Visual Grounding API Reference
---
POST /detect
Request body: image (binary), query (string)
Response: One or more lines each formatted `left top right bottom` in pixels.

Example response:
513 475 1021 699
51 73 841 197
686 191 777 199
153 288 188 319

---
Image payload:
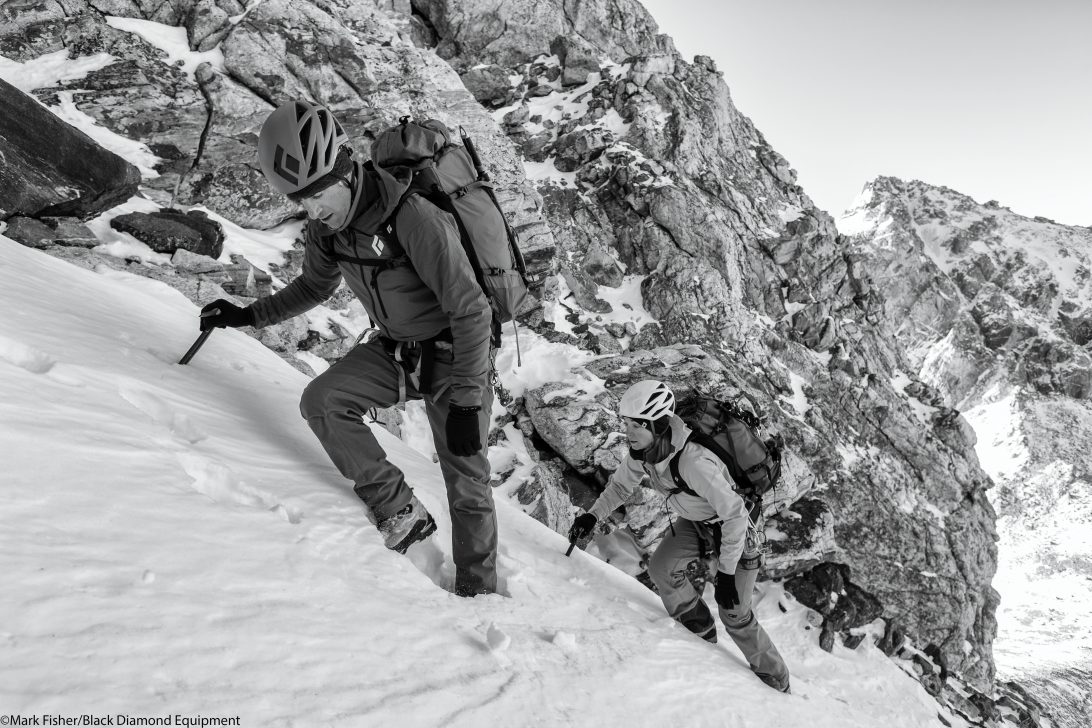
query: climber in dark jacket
199 100 497 597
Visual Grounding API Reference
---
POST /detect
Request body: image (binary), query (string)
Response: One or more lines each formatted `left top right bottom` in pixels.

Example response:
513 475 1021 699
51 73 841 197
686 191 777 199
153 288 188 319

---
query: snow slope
0 236 958 726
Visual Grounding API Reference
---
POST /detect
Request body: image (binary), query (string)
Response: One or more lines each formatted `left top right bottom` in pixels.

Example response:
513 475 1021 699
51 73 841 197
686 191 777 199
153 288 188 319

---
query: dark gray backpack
668 396 783 507
371 117 530 345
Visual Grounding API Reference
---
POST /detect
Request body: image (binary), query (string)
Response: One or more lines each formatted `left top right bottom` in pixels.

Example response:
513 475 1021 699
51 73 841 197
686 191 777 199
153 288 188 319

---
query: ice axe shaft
565 541 577 557
178 309 219 365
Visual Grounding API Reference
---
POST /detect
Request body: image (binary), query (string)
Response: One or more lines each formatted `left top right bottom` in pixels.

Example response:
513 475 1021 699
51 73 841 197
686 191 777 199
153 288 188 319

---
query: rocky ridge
840 177 1092 723
0 0 1019 711
404 0 1001 689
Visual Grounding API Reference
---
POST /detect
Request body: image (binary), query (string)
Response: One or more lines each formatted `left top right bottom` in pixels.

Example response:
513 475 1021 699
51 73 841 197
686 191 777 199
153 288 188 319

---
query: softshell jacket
588 416 750 574
249 160 492 408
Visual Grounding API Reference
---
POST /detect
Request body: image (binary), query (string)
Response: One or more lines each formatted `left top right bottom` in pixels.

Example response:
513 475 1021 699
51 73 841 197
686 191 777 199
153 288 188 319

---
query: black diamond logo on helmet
273 146 300 185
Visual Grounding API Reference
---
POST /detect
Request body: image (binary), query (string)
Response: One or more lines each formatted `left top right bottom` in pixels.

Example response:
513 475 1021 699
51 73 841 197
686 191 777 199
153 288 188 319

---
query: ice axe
565 531 588 557
178 308 219 365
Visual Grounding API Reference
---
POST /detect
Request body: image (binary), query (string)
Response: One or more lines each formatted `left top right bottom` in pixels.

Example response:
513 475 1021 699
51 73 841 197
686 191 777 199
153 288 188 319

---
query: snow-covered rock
841 175 1092 722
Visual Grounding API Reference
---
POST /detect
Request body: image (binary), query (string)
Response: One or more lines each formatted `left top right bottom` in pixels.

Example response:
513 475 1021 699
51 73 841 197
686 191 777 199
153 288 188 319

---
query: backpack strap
387 177 505 348
668 434 699 497
670 430 761 502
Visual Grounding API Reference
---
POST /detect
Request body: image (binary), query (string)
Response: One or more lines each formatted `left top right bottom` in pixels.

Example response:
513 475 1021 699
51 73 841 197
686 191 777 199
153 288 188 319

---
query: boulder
110 208 225 258
553 127 614 172
171 248 225 274
549 35 601 87
459 64 515 107
524 383 623 476
0 0 68 60
0 77 140 221
3 216 99 249
512 459 580 532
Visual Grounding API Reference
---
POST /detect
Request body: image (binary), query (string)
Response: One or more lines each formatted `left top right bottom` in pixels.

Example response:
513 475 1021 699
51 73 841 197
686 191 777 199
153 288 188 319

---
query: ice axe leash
178 308 219 365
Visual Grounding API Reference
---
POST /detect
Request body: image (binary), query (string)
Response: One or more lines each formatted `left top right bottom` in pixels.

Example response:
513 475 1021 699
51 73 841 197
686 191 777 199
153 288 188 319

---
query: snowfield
0 236 958 726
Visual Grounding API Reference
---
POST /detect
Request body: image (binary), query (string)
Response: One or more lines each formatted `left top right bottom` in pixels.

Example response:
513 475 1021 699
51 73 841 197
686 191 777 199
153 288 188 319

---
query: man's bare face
300 178 352 230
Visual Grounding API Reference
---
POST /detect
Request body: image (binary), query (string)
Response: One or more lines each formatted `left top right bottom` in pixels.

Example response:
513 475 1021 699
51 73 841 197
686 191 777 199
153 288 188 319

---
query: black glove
714 571 740 610
445 404 482 456
568 513 598 544
200 299 254 331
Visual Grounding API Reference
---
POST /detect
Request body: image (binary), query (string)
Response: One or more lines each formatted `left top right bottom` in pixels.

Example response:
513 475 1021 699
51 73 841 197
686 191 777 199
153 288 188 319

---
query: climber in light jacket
569 380 791 692
198 100 496 597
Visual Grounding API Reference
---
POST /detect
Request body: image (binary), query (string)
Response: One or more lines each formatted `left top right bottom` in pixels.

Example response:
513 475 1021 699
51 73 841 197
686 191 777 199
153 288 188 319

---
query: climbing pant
299 337 497 595
648 518 790 689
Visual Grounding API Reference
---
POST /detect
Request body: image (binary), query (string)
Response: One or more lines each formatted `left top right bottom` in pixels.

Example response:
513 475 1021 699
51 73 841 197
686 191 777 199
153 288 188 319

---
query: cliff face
3 0 999 688
401 0 1001 686
840 176 1092 701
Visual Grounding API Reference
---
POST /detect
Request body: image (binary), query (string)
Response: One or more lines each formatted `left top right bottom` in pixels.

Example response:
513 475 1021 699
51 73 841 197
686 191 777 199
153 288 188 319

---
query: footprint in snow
175 452 303 524
117 383 208 444
550 631 578 653
404 537 454 592
404 535 512 598
0 335 56 374
486 623 511 652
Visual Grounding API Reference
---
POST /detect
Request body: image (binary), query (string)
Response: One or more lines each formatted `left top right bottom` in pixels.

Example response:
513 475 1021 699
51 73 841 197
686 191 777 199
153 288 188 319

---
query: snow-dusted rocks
842 176 1092 708
409 0 664 72
3 216 100 249
841 176 1092 404
524 383 623 477
408 0 1003 689
784 562 883 651
4 0 553 257
0 76 140 220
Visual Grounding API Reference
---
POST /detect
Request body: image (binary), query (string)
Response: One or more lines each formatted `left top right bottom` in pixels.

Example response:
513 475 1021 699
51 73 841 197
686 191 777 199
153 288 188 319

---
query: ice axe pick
178 308 219 365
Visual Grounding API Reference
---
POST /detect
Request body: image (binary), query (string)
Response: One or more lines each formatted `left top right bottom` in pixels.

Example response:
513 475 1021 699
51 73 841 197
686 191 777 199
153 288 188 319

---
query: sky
637 0 1092 226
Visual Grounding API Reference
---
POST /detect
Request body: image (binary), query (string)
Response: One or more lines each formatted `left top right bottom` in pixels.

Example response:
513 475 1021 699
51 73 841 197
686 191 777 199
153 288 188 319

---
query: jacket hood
313 159 412 237
667 415 693 451
641 415 692 465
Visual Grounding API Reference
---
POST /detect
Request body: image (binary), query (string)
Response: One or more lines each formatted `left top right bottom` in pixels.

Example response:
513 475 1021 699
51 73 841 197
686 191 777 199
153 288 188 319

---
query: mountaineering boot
377 495 437 554
453 581 492 598
756 672 791 693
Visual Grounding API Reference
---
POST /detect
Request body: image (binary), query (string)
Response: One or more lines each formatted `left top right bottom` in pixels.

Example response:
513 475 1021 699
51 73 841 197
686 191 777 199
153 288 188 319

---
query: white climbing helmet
617 380 676 423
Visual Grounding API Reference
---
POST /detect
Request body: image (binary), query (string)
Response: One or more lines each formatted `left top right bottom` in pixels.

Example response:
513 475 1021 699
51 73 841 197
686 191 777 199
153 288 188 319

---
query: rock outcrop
404 2 1000 686
840 177 1092 715
0 77 140 221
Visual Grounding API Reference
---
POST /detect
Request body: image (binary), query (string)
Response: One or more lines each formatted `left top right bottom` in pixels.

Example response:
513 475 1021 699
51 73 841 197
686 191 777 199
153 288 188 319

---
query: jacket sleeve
398 201 492 407
679 447 750 574
249 225 343 328
588 453 646 521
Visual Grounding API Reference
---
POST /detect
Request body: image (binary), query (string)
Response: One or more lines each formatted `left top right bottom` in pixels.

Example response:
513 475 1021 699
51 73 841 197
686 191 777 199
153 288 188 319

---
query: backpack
370 117 530 346
668 395 783 507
